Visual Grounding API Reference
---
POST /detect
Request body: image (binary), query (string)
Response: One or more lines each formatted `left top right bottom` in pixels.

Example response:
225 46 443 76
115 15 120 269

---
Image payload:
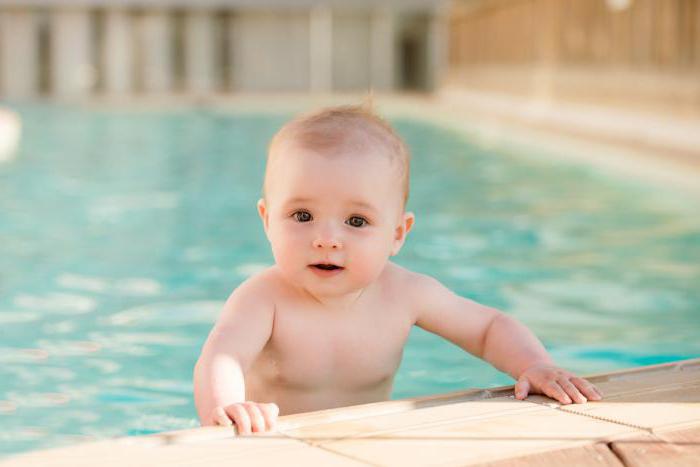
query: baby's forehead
265 150 404 211
267 141 401 182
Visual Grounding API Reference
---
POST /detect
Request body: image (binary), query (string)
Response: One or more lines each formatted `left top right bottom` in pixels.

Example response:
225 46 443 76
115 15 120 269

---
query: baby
193 104 602 433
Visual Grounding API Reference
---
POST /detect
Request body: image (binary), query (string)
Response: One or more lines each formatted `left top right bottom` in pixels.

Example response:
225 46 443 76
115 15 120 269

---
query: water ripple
14 293 96 315
106 301 221 327
88 192 179 222
56 274 108 293
0 310 40 324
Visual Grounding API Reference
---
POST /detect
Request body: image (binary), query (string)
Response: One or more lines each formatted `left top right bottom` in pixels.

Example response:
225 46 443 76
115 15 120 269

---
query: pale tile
283 397 544 442
318 402 636 466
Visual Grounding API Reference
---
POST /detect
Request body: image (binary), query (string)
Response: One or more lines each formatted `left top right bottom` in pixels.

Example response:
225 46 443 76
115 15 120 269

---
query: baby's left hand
514 364 603 404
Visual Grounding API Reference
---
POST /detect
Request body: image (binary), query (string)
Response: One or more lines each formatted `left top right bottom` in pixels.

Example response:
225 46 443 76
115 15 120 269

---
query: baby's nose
312 235 342 250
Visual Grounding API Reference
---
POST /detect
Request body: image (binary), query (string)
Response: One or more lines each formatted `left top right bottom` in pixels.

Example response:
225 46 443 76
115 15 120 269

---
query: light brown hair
264 102 411 207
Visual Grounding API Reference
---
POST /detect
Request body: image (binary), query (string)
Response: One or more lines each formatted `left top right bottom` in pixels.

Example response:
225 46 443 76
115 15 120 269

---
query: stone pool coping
3 358 699 466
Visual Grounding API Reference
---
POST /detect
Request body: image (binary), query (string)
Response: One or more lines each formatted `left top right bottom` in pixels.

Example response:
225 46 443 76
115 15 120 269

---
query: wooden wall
447 0 700 112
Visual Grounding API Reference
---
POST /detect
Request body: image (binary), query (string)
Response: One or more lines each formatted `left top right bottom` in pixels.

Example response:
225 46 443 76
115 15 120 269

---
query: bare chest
255 302 413 392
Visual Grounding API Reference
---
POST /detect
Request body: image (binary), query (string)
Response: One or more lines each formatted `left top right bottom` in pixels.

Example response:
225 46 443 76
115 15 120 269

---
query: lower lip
308 266 345 278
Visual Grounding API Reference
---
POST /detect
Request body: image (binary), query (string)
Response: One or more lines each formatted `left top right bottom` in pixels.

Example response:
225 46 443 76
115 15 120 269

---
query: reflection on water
0 107 698 457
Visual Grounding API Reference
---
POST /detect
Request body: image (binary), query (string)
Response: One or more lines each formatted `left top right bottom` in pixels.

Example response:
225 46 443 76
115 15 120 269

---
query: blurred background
2 0 699 160
0 0 699 459
0 0 444 97
0 0 698 108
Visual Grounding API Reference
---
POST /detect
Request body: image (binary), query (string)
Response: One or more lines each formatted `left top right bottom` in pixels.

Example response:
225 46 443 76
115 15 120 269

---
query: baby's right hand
212 402 279 434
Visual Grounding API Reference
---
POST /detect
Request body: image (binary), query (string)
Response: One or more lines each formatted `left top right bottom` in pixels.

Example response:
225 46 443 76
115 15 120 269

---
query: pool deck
3 358 699 466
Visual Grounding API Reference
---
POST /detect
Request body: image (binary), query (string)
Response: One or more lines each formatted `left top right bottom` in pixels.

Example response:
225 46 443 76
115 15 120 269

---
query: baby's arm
412 275 602 404
193 277 278 433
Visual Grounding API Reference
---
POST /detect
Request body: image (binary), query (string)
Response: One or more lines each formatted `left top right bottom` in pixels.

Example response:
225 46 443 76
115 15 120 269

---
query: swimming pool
1 105 698 457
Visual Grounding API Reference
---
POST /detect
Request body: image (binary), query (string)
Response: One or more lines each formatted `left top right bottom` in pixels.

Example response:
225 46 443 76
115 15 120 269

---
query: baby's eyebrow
283 197 378 213
348 201 379 213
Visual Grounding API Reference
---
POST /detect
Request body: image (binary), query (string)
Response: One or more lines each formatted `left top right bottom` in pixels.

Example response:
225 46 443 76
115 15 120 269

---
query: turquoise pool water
1 105 699 457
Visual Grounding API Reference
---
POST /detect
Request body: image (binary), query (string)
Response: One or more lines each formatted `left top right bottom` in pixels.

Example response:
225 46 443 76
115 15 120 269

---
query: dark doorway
398 14 428 91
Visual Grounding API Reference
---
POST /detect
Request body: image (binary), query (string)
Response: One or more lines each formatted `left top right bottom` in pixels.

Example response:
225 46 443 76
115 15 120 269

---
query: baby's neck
302 286 368 310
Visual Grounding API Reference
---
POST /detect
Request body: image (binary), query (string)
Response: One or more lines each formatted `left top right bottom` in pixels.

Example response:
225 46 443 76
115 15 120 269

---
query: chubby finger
558 378 587 404
514 377 530 400
572 377 603 401
224 404 251 435
244 403 266 433
259 402 280 431
213 406 233 427
543 380 572 405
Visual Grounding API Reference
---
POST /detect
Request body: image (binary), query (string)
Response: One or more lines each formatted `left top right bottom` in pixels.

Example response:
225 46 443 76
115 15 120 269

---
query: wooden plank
282 398 547 440
609 0 633 65
559 396 700 433
580 360 700 399
315 400 635 466
677 0 695 67
654 0 678 66
558 365 700 432
696 0 700 68
631 0 654 66
0 434 366 467
588 0 610 63
610 426 700 467
481 442 623 467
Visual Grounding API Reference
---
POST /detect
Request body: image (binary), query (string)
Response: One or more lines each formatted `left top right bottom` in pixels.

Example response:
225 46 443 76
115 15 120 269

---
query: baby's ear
257 198 270 235
390 211 415 256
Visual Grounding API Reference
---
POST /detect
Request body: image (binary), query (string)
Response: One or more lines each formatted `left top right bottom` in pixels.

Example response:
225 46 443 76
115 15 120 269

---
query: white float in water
0 106 21 162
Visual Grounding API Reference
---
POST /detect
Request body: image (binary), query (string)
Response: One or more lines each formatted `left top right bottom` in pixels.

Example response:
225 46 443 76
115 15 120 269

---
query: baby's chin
278 265 373 298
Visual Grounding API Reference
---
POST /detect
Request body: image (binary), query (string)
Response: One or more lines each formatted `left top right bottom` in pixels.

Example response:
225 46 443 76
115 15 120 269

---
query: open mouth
310 264 344 271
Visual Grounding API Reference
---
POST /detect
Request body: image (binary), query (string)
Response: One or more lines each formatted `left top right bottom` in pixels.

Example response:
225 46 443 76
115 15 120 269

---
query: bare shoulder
230 265 285 297
382 261 444 293
381 262 449 319
218 265 284 324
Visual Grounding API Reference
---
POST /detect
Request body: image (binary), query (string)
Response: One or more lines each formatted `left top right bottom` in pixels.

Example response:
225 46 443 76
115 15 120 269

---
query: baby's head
258 104 415 299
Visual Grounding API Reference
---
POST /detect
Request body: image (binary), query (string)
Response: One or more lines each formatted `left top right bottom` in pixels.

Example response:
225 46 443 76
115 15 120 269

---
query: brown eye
293 211 312 222
346 216 367 228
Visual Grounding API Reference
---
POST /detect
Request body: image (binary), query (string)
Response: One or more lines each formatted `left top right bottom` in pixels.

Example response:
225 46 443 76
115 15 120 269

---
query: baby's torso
245 266 416 414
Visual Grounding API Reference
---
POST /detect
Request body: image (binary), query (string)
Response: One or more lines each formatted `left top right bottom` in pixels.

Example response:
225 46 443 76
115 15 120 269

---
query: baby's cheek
269 233 301 268
276 240 302 264
351 243 390 283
